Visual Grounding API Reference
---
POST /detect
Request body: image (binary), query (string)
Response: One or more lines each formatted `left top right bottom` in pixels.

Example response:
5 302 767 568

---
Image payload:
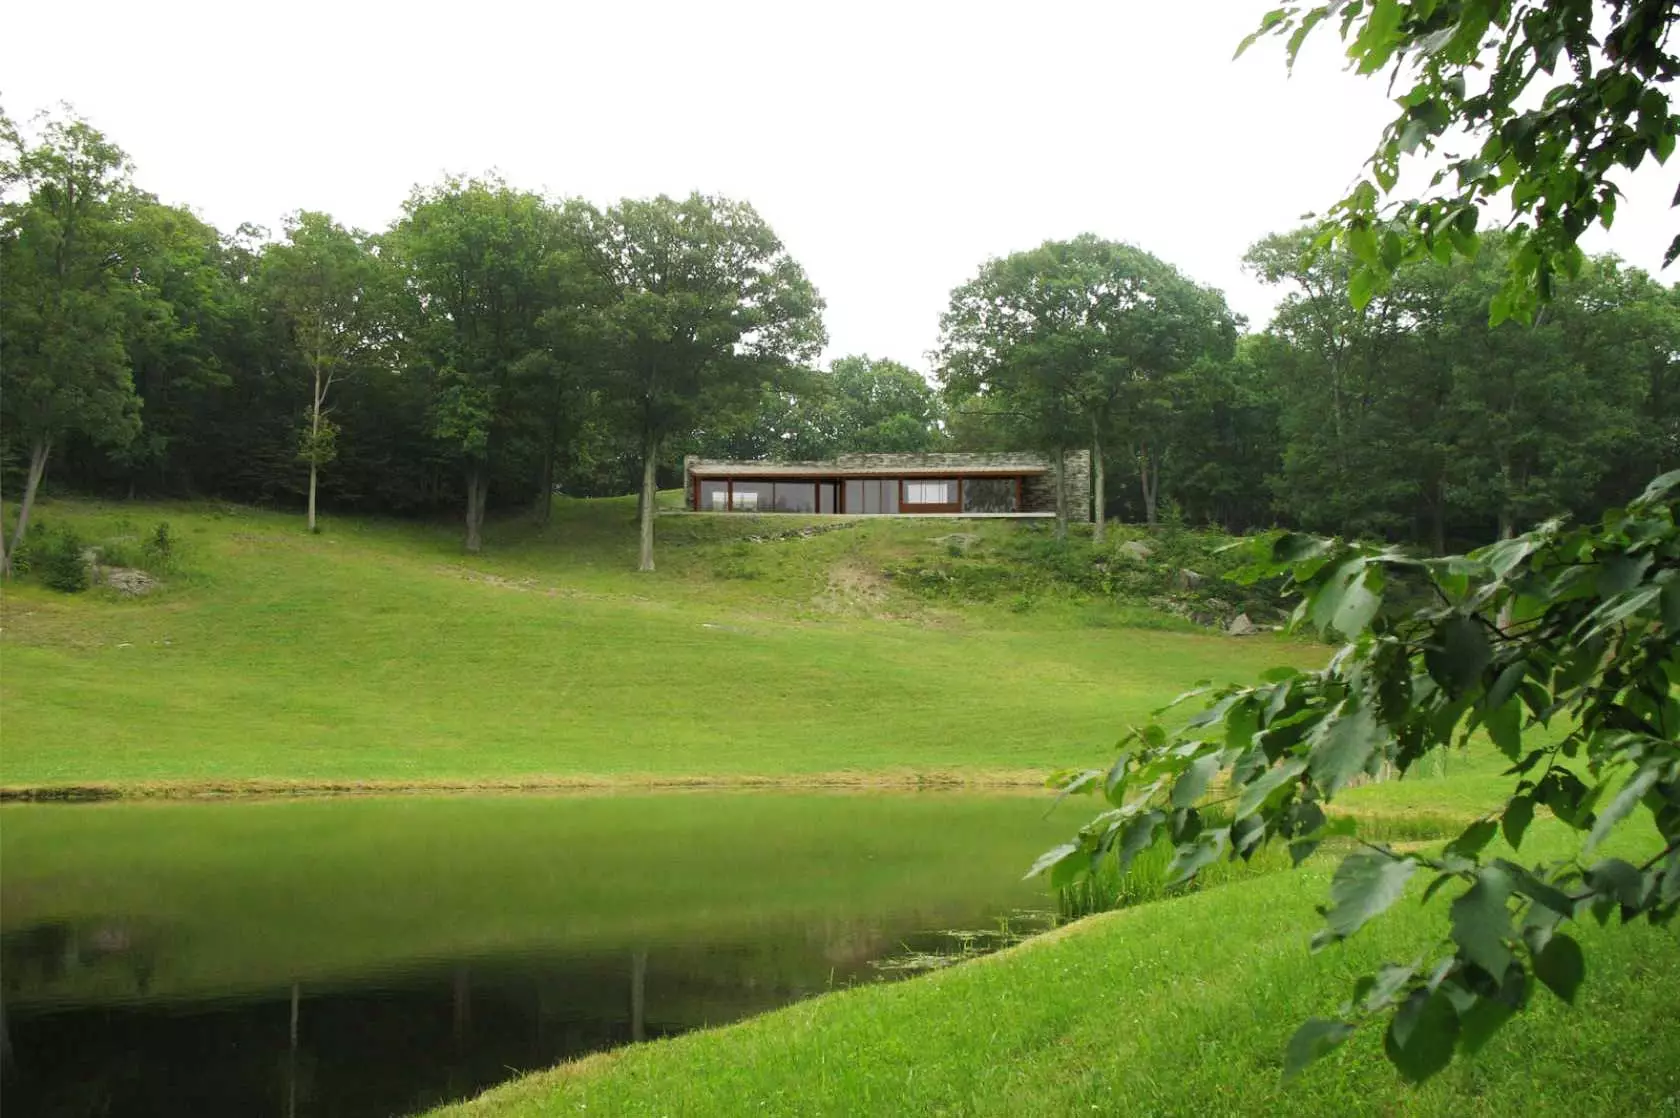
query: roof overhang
688 467 1045 479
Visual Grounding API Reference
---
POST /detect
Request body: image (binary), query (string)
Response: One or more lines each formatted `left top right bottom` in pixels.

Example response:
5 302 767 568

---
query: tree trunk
537 433 556 527
1052 447 1068 542
538 381 562 527
4 437 52 579
464 465 485 553
307 367 325 533
1139 444 1159 527
1090 422 1106 546
638 431 659 572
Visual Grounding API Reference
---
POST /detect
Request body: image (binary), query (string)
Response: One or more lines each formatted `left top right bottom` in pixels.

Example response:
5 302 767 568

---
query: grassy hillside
0 496 1307 792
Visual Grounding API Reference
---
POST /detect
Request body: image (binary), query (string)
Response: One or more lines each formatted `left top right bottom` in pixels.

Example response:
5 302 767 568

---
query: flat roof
689 467 1041 478
686 454 1051 478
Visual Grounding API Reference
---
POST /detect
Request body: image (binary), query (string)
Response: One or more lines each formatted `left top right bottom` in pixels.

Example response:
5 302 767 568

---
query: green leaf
1237 757 1307 820
1171 753 1221 808
1534 932 1584 1004
1318 850 1417 945
1426 616 1492 697
1450 865 1514 977
1332 567 1383 637
1349 268 1377 310
1226 697 1262 752
1383 988 1459 1083
1025 842 1079 880
1484 660 1527 713
1283 1018 1354 1081
1167 828 1226 884
1586 764 1661 852
1115 809 1164 872
1445 819 1498 860
1501 796 1535 849
1307 701 1382 794
1484 696 1522 759
1457 965 1525 1055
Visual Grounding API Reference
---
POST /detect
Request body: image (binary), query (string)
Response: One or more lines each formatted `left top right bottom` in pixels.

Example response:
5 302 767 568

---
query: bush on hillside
142 521 178 572
32 526 92 593
884 522 1292 626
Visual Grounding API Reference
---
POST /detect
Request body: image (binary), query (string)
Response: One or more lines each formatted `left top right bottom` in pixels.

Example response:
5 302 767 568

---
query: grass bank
434 820 1679 1118
1 496 1308 794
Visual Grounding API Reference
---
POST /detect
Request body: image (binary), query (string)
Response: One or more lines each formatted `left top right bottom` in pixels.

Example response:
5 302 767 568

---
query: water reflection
0 793 1069 1117
3 924 1043 1117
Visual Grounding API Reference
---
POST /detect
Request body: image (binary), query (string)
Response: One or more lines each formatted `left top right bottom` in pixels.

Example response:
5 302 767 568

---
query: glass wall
771 482 816 513
700 475 1021 513
729 481 773 511
962 477 1017 513
700 481 729 511
843 479 899 513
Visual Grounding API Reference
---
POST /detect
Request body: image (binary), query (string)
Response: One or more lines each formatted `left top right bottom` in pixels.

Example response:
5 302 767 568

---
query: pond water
0 792 1073 1117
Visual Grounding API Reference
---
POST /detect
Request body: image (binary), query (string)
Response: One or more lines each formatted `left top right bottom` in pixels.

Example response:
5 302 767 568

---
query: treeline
3 108 1677 572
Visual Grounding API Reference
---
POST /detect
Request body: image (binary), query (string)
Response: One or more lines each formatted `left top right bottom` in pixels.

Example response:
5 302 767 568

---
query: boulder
1116 540 1153 563
100 566 159 597
1174 568 1205 591
1226 612 1260 637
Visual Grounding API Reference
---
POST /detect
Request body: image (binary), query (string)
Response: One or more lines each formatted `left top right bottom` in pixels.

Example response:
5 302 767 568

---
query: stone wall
1020 450 1092 521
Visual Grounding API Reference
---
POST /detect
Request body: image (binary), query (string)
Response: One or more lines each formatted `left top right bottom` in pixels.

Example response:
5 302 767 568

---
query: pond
0 792 1075 1117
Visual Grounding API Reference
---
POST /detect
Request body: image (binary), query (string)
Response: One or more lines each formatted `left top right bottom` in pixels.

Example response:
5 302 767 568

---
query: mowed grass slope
0 497 1304 790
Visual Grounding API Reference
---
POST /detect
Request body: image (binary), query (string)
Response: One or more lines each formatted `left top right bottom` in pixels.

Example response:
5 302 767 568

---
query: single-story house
682 451 1092 519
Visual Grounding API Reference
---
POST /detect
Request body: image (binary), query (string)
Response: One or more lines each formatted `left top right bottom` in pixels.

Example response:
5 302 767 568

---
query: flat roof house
683 451 1092 519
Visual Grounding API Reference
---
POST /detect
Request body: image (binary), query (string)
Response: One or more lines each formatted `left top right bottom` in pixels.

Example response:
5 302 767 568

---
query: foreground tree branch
1040 470 1680 1082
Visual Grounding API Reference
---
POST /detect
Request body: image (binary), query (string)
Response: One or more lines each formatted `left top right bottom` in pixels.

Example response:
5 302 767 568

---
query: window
902 480 959 507
771 482 816 513
730 481 773 511
962 477 1017 513
700 481 729 510
904 481 951 504
844 479 898 513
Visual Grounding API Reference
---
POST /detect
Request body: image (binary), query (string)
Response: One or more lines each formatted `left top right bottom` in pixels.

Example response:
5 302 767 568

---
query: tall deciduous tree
260 211 380 532
387 179 581 552
594 194 825 571
0 111 142 574
938 236 1237 539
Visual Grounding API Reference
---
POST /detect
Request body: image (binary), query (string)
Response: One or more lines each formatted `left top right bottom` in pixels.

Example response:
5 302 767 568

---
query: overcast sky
6 0 1673 371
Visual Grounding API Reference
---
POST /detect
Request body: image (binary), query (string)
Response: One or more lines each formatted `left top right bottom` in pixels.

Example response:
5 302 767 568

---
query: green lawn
1 496 1306 792
435 819 1680 1118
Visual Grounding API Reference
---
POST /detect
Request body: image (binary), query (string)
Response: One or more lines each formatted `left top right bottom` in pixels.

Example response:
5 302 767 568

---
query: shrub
142 522 177 572
34 527 91 593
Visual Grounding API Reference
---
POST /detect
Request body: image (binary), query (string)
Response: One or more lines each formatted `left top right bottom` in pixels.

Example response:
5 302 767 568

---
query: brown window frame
899 477 962 514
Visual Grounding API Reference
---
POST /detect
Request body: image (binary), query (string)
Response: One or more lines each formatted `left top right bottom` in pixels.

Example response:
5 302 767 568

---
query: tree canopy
1239 0 1680 323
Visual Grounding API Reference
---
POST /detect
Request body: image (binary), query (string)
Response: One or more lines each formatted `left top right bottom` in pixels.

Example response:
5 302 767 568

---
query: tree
938 237 1237 539
593 194 825 571
0 110 142 575
101 198 240 497
260 212 380 532
386 179 583 552
1239 1 1680 323
1248 228 1668 549
824 355 945 454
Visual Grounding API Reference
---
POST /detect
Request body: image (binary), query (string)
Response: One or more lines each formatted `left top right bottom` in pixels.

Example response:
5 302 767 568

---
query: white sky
5 0 1674 372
